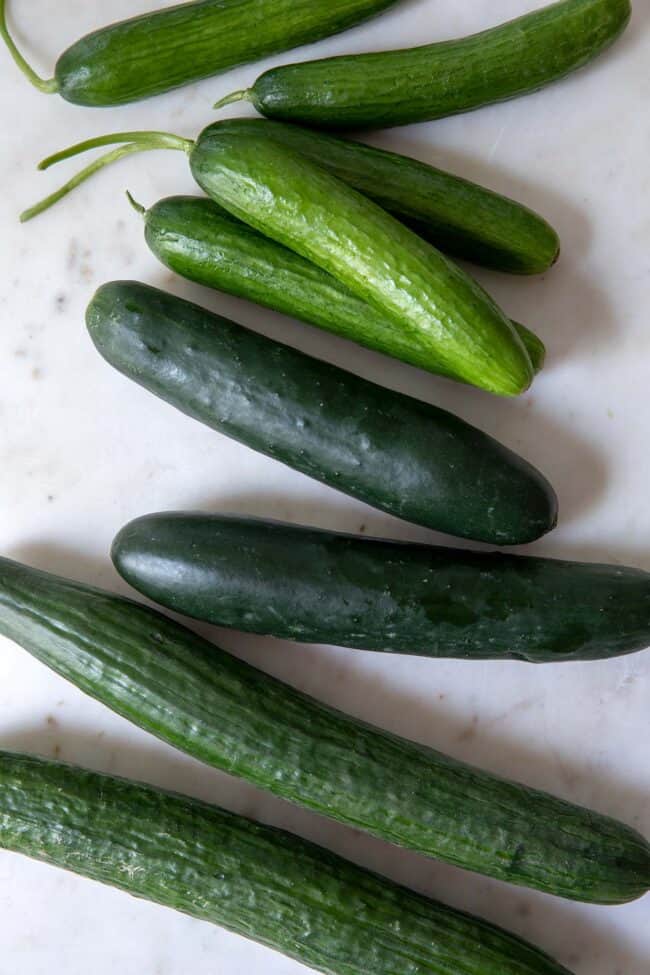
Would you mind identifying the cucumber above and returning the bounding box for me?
[2,556,648,905]
[153,117,560,274]
[22,124,533,396]
[87,281,556,545]
[0,0,397,105]
[217,0,632,129]
[142,194,546,375]
[0,751,576,975]
[113,511,650,665]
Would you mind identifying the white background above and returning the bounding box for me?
[0,1,648,971]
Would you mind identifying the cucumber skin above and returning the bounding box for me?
[2,557,649,906]
[53,0,397,106]
[114,511,650,666]
[190,120,560,275]
[248,0,632,129]
[189,124,533,396]
[86,281,557,545]
[145,195,546,375]
[0,753,575,975]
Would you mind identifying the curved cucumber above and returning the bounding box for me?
[87,281,557,545]
[113,511,650,665]
[190,123,532,395]
[144,195,546,375]
[2,557,649,906]
[0,752,576,975]
[0,0,398,105]
[183,119,560,274]
[224,0,632,128]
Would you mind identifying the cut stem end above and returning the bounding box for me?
[213,88,253,111]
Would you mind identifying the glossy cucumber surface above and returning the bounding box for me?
[87,282,556,544]
[144,195,546,375]
[113,512,650,665]
[189,123,533,395]
[236,0,631,128]
[2,557,648,906]
[51,0,399,105]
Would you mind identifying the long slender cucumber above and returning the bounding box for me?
[142,195,546,374]
[22,124,533,396]
[0,751,576,975]
[0,0,398,105]
[158,119,560,274]
[86,281,556,545]
[113,511,650,665]
[217,0,632,129]
[1,557,648,905]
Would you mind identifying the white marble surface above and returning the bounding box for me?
[0,0,649,971]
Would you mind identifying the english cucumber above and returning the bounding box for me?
[0,0,398,105]
[87,281,557,545]
[217,0,632,129]
[1,556,648,905]
[142,194,546,375]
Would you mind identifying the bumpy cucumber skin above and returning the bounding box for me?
[53,0,397,106]
[2,557,649,906]
[114,512,650,667]
[0,752,576,975]
[249,0,632,128]
[198,120,560,274]
[189,124,533,396]
[86,281,556,545]
[145,195,546,375]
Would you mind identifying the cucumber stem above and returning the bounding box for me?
[213,88,252,111]
[0,0,57,93]
[21,131,194,223]
[126,191,146,216]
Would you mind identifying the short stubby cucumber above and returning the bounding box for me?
[22,124,533,396]
[141,194,546,375]
[0,751,577,975]
[216,0,632,128]
[2,557,649,905]
[114,511,650,666]
[0,0,398,105]
[158,119,560,274]
[86,282,557,545]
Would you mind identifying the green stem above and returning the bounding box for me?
[126,191,146,216]
[21,131,193,223]
[0,0,57,93]
[213,88,252,111]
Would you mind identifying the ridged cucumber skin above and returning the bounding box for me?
[114,512,650,667]
[187,120,560,274]
[145,195,546,375]
[247,0,632,129]
[86,282,556,545]
[0,753,576,975]
[53,0,397,106]
[2,558,649,906]
[189,124,533,396]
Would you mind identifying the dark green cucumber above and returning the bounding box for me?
[2,558,649,906]
[188,124,532,395]
[143,194,546,375]
[0,752,576,975]
[113,511,650,666]
[163,118,560,274]
[0,0,397,105]
[220,0,632,128]
[87,281,556,545]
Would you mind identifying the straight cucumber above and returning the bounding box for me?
[22,124,533,395]
[0,751,574,975]
[87,282,557,545]
[218,0,632,128]
[0,0,398,105]
[2,556,648,905]
[113,512,650,665]
[142,194,546,374]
